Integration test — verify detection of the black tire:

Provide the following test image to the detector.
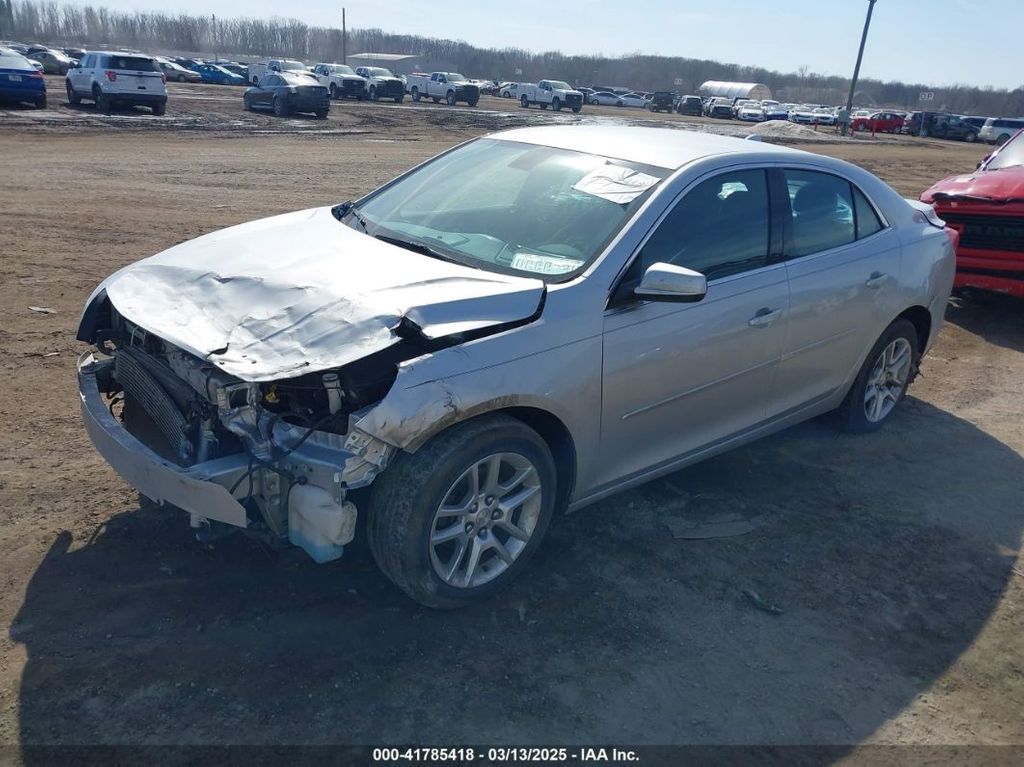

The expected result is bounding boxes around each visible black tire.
[446,90,456,106]
[572,106,581,114]
[177,74,187,83]
[552,97,561,112]
[997,133,1011,146]
[367,414,558,609]
[66,81,80,105]
[95,89,111,114]
[411,86,420,102]
[369,86,377,101]
[329,83,337,100]
[272,97,289,117]
[965,131,977,143]
[151,102,165,116]
[315,108,328,119]
[468,98,478,107]
[243,94,252,111]
[520,95,529,108]
[394,95,403,103]
[35,94,46,109]
[837,318,919,433]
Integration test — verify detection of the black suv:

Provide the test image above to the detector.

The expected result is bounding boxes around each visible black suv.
[647,91,675,113]
[676,95,702,116]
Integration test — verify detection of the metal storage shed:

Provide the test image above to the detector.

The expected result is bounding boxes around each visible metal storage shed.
[698,81,772,100]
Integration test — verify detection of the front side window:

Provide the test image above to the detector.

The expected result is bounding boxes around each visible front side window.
[785,170,855,257]
[350,138,668,280]
[639,170,771,280]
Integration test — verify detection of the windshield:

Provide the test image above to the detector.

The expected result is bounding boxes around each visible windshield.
[548,81,571,90]
[986,132,1024,171]
[347,139,668,281]
[368,67,393,77]
[331,64,355,74]
[280,60,305,71]
[447,73,466,81]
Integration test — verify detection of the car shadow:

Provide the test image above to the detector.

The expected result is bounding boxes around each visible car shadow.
[946,289,1024,353]
[61,101,161,117]
[10,399,1022,749]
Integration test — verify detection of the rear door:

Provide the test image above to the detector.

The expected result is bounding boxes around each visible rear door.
[771,168,902,416]
[600,168,789,485]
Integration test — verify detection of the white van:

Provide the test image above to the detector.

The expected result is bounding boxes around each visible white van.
[979,117,1024,145]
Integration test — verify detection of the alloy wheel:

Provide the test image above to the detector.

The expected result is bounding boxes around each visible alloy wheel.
[863,338,912,422]
[428,452,543,589]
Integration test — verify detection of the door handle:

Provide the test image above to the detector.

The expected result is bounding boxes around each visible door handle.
[865,271,888,289]
[748,307,782,328]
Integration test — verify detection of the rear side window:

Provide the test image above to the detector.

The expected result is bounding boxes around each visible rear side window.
[854,188,883,239]
[641,170,771,280]
[107,56,158,72]
[785,170,855,257]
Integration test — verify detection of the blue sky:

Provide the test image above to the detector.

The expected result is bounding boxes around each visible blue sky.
[105,0,1019,89]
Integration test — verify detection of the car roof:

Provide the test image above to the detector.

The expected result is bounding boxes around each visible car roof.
[489,126,805,171]
[87,50,153,58]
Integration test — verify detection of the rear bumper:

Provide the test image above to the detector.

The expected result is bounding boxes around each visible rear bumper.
[0,84,45,100]
[78,353,250,528]
[289,95,330,112]
[106,91,167,105]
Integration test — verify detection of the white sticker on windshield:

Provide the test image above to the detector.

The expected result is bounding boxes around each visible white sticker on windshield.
[572,165,661,204]
[510,252,584,275]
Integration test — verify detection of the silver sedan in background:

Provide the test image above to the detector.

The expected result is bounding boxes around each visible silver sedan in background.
[77,127,956,608]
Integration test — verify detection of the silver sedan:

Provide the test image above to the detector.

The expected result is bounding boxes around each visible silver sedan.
[77,126,956,607]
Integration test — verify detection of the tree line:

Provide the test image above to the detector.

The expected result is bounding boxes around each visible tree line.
[2,0,1022,116]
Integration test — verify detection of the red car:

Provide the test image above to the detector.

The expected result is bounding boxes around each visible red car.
[921,128,1024,297]
[851,111,905,134]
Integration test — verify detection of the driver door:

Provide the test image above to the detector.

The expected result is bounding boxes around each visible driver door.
[598,169,790,486]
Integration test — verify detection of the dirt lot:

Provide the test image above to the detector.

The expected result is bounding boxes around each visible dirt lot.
[1,79,1022,756]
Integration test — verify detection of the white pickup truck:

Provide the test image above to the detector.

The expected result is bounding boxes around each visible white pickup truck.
[405,72,480,107]
[247,58,309,86]
[518,80,584,113]
[311,63,367,100]
[353,66,405,102]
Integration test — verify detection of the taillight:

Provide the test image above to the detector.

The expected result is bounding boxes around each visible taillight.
[28,70,43,79]
[105,70,117,81]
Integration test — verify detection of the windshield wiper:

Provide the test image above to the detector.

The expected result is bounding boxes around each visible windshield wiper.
[374,233,469,266]
[331,200,368,232]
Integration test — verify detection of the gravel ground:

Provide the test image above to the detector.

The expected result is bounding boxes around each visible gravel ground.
[0,80,1021,758]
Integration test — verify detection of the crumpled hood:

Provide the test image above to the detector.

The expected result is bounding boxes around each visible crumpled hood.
[94,207,545,382]
[922,166,1024,203]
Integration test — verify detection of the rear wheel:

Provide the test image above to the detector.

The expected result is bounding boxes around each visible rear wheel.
[315,108,328,119]
[151,102,165,116]
[95,88,111,114]
[394,95,403,103]
[997,133,1011,145]
[177,74,187,83]
[572,106,581,113]
[368,414,557,609]
[35,94,46,109]
[520,95,529,108]
[965,131,977,143]
[837,319,919,433]
[468,98,478,107]
[66,81,80,105]
[411,86,420,102]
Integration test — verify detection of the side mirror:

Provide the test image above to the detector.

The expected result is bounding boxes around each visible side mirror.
[635,262,707,303]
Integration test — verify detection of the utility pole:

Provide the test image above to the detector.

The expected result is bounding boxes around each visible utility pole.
[842,0,877,136]
[342,7,347,64]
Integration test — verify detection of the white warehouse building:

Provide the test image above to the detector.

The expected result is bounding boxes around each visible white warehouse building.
[698,81,773,101]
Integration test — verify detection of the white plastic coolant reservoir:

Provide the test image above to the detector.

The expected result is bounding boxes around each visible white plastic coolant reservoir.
[287,483,357,563]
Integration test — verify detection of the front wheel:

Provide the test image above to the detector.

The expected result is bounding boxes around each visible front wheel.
[272,97,289,117]
[446,90,456,106]
[965,131,977,143]
[552,97,561,111]
[369,86,377,101]
[367,414,557,609]
[66,81,80,105]
[177,74,187,83]
[329,83,337,99]
[520,95,529,108]
[837,318,919,433]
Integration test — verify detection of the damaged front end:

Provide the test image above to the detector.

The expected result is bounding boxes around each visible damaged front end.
[78,308,399,563]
